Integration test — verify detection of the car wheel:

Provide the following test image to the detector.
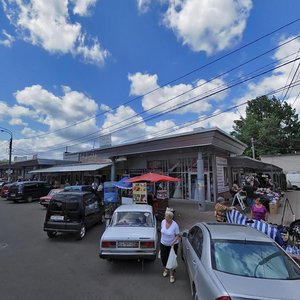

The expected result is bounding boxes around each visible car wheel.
[77,225,86,240]
[27,196,33,203]
[47,231,57,238]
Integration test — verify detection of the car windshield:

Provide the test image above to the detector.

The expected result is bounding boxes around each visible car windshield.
[111,211,153,227]
[211,240,300,280]
[49,189,61,196]
[49,195,81,211]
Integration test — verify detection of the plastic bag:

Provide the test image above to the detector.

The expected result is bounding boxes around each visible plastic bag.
[166,246,177,270]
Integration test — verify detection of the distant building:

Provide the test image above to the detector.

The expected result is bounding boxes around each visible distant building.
[260,154,300,174]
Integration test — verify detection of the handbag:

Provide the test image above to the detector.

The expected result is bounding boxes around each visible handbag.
[166,246,178,270]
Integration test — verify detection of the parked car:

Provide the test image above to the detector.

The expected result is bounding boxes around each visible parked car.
[181,222,300,300]
[44,191,105,240]
[39,188,64,207]
[7,181,53,203]
[99,204,157,261]
[286,173,300,190]
[64,185,93,192]
[0,182,13,198]
[0,181,8,194]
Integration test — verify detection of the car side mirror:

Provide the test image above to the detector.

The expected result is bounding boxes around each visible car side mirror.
[179,232,187,238]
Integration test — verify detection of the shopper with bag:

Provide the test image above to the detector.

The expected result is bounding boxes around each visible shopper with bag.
[160,209,180,283]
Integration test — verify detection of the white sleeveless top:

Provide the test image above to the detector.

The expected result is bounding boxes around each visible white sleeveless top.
[160,219,179,246]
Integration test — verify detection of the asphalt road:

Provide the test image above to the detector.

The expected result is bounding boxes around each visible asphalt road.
[0,198,191,300]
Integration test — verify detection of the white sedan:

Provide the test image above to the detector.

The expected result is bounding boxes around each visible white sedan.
[99,204,157,261]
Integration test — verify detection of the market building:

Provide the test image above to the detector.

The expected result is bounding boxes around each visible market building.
[1,128,285,209]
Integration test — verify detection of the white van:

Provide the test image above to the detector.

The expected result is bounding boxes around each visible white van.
[286,173,300,189]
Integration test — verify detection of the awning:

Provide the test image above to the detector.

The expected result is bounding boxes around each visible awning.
[114,176,132,189]
[29,163,111,174]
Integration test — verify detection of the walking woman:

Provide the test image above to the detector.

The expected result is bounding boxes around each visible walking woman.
[251,197,268,221]
[160,209,180,283]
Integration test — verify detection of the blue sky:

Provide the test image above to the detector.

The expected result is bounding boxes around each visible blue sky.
[0,0,299,161]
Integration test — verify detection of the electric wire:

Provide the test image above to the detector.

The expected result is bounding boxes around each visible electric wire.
[15,47,300,155]
[14,62,300,156]
[19,18,300,140]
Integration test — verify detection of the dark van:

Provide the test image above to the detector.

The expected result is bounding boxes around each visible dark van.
[44,191,105,240]
[7,181,53,203]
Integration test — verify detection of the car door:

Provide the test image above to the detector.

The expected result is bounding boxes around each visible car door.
[189,228,217,300]
[93,194,104,221]
[84,194,98,227]
[183,226,200,280]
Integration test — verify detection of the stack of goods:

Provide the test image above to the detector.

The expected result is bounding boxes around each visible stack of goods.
[255,188,282,213]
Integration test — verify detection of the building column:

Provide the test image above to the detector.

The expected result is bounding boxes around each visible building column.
[197,152,206,210]
[110,158,116,181]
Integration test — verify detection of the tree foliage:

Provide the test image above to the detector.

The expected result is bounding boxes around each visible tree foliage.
[231,95,300,158]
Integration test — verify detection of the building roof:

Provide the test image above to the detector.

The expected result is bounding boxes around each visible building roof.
[29,163,111,173]
[228,156,282,172]
[66,127,247,159]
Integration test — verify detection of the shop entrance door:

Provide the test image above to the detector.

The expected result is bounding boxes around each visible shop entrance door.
[188,173,197,200]
[189,172,212,201]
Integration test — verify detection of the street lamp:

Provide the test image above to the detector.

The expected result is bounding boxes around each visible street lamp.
[0,127,13,182]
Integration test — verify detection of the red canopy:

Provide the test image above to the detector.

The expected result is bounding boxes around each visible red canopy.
[125,173,180,183]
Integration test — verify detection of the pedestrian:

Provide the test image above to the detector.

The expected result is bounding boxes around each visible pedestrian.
[214,196,235,222]
[251,197,268,221]
[230,180,241,197]
[160,209,180,284]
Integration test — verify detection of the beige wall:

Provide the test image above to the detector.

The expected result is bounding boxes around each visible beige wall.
[260,155,300,173]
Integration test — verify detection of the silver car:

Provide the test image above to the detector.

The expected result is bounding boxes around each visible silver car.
[181,222,300,300]
[99,204,157,261]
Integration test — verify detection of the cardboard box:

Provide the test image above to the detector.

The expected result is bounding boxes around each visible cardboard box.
[269,203,278,215]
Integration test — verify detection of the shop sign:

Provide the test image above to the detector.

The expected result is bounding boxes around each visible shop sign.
[104,181,118,203]
[132,182,147,204]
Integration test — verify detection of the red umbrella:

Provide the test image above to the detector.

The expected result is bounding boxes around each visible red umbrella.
[125,172,180,183]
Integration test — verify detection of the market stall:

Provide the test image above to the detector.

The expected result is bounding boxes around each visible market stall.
[114,176,133,204]
[125,172,180,219]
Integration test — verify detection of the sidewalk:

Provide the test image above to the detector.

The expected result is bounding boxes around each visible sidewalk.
[168,191,299,231]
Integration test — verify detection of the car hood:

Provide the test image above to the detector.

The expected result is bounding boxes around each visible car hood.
[215,271,300,300]
[101,226,156,240]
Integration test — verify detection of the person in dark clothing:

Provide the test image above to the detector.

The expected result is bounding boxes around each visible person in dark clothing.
[243,183,257,209]
[147,192,154,207]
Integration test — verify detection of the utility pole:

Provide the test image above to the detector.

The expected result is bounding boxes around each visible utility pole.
[0,127,13,181]
[251,137,255,159]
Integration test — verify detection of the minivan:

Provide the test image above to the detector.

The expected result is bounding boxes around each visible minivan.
[286,173,300,189]
[44,191,105,240]
[7,181,53,203]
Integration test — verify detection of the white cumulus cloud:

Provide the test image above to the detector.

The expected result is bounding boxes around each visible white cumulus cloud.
[71,0,97,16]
[163,0,252,55]
[2,0,109,66]
[128,72,228,115]
[0,29,15,47]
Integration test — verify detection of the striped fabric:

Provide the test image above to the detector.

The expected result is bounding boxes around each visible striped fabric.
[226,210,278,240]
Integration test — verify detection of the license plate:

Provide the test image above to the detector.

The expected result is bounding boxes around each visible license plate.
[10,193,15,197]
[50,215,64,221]
[117,241,139,248]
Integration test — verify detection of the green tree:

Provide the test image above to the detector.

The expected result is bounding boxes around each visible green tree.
[231,95,300,158]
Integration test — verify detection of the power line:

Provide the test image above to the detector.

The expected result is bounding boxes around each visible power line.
[281,61,300,102]
[19,18,300,140]
[15,66,300,156]
[16,45,300,155]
